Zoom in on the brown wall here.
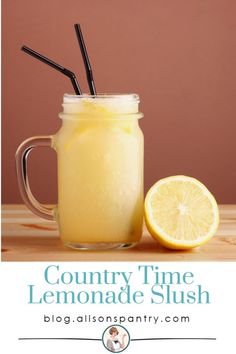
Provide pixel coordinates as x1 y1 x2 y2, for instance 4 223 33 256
2 0 236 204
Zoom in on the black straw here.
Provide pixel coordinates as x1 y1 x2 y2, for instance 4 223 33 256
21 46 82 95
74 24 97 95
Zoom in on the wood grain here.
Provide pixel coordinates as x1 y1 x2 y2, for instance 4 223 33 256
1 204 236 261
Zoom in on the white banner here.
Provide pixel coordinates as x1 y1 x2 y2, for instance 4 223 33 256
0 262 235 354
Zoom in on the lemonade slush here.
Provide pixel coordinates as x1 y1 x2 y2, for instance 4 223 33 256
53 94 144 249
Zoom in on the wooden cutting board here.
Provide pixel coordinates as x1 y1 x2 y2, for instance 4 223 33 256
1 204 236 261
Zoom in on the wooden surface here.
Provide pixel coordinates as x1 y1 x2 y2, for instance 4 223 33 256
1 204 236 261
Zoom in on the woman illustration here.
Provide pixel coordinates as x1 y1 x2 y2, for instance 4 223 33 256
106 326 126 352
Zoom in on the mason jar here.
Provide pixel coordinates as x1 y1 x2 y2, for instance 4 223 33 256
16 94 144 250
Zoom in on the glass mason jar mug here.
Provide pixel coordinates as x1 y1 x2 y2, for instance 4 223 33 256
16 94 144 250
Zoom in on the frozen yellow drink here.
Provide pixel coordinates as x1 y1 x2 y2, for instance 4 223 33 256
53 94 144 249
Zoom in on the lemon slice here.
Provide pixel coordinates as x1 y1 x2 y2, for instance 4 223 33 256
144 176 219 249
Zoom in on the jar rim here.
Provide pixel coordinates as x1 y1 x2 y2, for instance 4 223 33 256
60 93 142 120
63 93 140 102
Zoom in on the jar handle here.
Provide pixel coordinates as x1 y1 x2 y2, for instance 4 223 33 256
15 136 55 220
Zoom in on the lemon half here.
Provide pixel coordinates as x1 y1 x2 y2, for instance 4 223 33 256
144 176 219 249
